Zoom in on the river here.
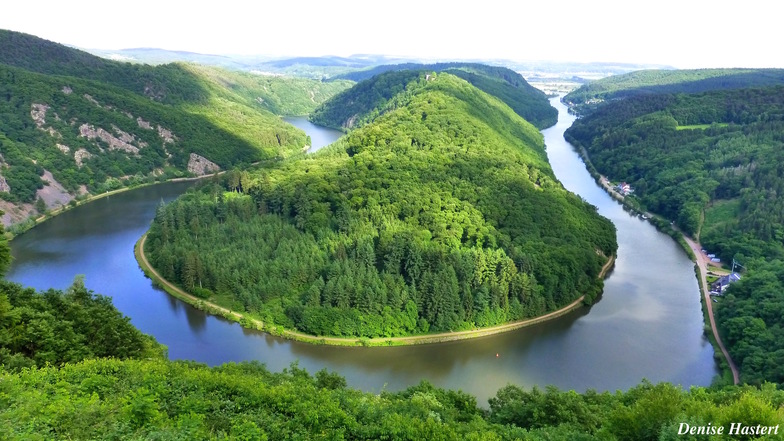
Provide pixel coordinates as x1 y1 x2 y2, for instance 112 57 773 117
283 116 343 152
7 105 717 404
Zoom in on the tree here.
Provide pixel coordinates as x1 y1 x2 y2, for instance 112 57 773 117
35 197 47 214
0 220 11 275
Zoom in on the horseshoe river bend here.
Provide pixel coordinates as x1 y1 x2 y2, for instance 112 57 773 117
7 99 718 404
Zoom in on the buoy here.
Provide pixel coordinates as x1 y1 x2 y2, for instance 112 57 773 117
496 353 499 358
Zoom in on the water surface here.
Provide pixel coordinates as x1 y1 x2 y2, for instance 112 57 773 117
8 100 717 404
283 116 343 152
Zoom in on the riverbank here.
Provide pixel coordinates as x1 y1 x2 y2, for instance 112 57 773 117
566 132 738 384
5 173 218 240
136 231 615 347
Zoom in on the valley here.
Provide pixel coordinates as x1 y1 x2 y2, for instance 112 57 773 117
2 24 784 439
6 96 717 404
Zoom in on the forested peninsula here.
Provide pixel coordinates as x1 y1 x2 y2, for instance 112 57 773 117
143 71 616 340
566 84 784 385
1 211 782 440
4 28 784 440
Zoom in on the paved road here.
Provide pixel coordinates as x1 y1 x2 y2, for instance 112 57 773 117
600 174 739 384
682 236 740 384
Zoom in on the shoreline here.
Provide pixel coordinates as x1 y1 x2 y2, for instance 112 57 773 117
565 133 739 384
136 231 615 347
6 174 215 240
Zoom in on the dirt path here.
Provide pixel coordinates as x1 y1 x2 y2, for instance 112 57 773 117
682 235 740 384
137 233 614 346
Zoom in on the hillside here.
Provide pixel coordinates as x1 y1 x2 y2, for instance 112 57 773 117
144 72 616 339
565 86 784 384
564 68 784 115
0 29 209 105
316 63 557 129
0 30 331 227
185 64 353 115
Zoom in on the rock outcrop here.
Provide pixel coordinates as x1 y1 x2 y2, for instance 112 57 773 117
187 153 220 176
74 148 92 167
137 117 153 130
78 123 142 154
157 125 176 144
30 103 49 127
0 174 10 193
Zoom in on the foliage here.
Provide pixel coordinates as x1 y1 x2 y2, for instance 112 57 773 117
146 73 616 338
564 68 784 115
309 70 426 130
0 29 308 210
0 224 9 275
0 29 208 105
716 258 784 385
566 85 784 384
2 356 783 439
0 277 165 371
185 64 354 115
317 63 557 129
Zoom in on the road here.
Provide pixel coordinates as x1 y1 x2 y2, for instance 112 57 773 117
682 235 740 384
599 174 739 384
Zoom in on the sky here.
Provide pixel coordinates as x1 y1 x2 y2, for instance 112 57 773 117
1 0 781 69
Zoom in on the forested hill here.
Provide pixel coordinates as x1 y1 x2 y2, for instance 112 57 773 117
0 29 349 228
565 85 784 385
0 29 209 105
145 72 616 339
314 63 557 129
177 64 353 116
564 68 784 115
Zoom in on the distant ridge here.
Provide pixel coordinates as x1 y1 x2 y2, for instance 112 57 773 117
565 68 784 114
315 63 557 129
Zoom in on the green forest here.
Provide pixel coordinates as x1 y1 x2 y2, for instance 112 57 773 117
3 357 783 440
3 29 784 439
0 64 297 201
185 64 353 116
0 30 350 223
144 72 616 339
314 63 557 130
1 229 782 439
566 85 784 385
564 68 784 115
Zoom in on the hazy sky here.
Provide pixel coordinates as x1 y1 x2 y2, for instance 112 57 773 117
2 0 780 68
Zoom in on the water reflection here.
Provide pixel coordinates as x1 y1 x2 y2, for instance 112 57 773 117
282 116 343 152
7 100 718 405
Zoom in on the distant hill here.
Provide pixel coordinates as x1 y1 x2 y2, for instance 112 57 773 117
86 48 415 79
0 29 338 227
87 47 258 69
564 68 784 114
186 64 353 116
264 56 382 69
316 63 557 129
